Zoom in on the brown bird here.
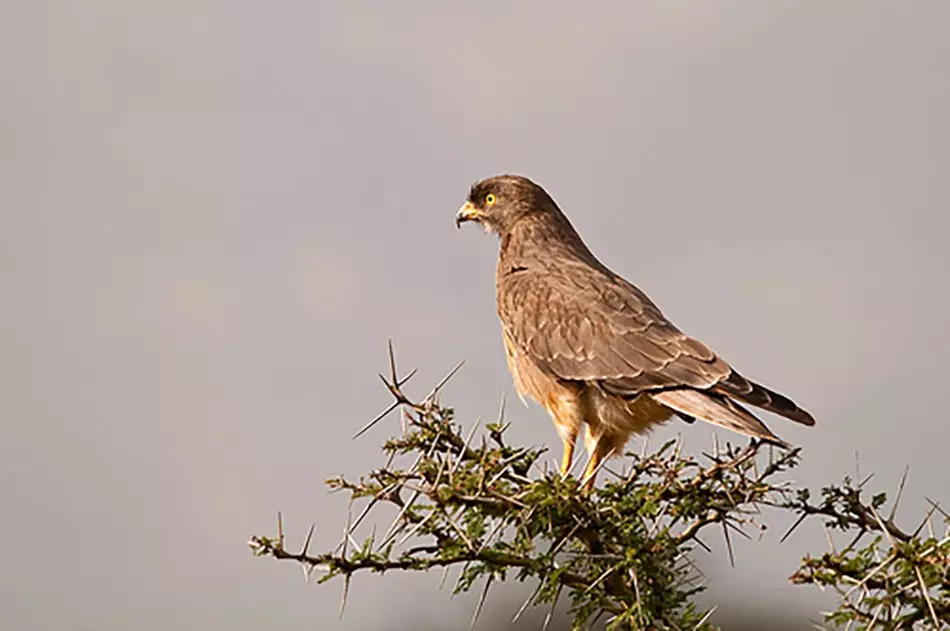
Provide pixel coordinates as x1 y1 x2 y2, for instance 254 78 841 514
456 174 814 489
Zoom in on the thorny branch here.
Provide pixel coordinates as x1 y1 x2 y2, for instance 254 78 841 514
251 344 948 630
779 477 949 629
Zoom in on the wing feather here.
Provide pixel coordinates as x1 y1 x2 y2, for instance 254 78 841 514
498 268 729 394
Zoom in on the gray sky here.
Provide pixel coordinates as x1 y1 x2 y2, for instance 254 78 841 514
2 2 948 629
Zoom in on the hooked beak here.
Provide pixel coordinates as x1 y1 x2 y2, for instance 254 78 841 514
455 201 481 229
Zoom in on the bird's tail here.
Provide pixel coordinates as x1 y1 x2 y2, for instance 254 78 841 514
651 388 788 446
712 370 816 427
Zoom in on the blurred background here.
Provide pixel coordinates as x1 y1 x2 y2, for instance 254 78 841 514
2 2 948 629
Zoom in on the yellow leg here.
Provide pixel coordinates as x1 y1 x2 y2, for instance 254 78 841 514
581 438 616 491
560 434 576 476
580 460 599 491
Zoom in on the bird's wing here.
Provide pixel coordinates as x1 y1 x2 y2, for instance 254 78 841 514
498 263 729 394
498 263 814 427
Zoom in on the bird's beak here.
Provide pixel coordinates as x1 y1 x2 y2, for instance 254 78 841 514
455 201 481 229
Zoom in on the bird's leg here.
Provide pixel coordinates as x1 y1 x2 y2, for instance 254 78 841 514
559 431 577 476
580 437 616 491
580 461 599 492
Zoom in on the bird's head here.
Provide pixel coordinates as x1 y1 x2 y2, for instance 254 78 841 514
455 174 559 236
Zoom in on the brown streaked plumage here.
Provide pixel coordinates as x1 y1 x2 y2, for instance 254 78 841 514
456 174 815 489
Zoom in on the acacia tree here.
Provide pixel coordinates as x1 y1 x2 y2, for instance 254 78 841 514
251 346 949 630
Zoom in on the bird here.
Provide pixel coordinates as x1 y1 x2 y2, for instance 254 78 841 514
456 174 815 489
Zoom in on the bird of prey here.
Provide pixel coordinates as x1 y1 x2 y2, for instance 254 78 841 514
456 174 814 489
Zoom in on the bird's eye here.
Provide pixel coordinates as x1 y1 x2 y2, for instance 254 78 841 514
485 194 496 206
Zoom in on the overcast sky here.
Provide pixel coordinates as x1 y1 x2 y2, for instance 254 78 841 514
2 2 948 629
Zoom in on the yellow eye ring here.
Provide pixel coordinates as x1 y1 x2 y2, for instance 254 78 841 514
485 193 496 206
